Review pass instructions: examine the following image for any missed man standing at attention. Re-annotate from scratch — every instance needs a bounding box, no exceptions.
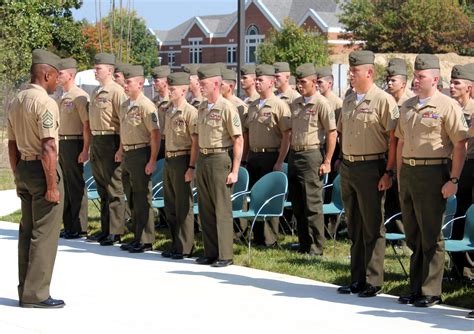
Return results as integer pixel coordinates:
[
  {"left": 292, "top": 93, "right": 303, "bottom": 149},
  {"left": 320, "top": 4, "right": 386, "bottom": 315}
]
[
  {"left": 56, "top": 57, "right": 91, "bottom": 239},
  {"left": 195, "top": 64, "right": 243, "bottom": 267},
  {"left": 336, "top": 51, "right": 398, "bottom": 298},
  {"left": 88, "top": 53, "right": 127, "bottom": 246},
  {"left": 8, "top": 49, "right": 65, "bottom": 308},
  {"left": 396, "top": 55, "right": 468, "bottom": 307}
]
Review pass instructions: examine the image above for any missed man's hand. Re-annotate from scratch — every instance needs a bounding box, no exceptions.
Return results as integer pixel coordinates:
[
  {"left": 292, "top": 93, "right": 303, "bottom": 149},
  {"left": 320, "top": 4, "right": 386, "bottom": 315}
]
[
  {"left": 45, "top": 188, "right": 60, "bottom": 204},
  {"left": 441, "top": 181, "right": 457, "bottom": 199},
  {"left": 78, "top": 150, "right": 89, "bottom": 164},
  {"left": 226, "top": 171, "right": 238, "bottom": 185},
  {"left": 378, "top": 174, "right": 392, "bottom": 191},
  {"left": 319, "top": 161, "right": 331, "bottom": 176},
  {"left": 145, "top": 161, "right": 155, "bottom": 175},
  {"left": 273, "top": 161, "right": 283, "bottom": 172},
  {"left": 184, "top": 168, "right": 194, "bottom": 183},
  {"left": 114, "top": 150, "right": 122, "bottom": 163}
]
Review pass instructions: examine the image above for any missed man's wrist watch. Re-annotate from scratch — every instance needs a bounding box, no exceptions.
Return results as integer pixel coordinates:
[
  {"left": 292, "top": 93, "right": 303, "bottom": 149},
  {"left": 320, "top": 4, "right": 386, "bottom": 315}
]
[
  {"left": 449, "top": 177, "right": 459, "bottom": 184},
  {"left": 384, "top": 170, "right": 394, "bottom": 177}
]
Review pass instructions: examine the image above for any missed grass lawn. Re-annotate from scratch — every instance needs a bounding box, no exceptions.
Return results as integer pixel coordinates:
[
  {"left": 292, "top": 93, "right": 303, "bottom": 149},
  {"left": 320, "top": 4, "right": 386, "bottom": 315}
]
[
  {"left": 0, "top": 168, "right": 15, "bottom": 190},
  {"left": 1, "top": 202, "right": 473, "bottom": 310}
]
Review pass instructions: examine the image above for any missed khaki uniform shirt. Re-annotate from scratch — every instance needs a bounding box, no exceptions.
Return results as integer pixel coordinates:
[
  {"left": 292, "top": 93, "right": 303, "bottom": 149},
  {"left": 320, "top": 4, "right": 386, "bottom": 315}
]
[
  {"left": 324, "top": 91, "right": 343, "bottom": 125},
  {"left": 226, "top": 95, "right": 248, "bottom": 131},
  {"left": 396, "top": 89, "right": 415, "bottom": 108},
  {"left": 58, "top": 86, "right": 89, "bottom": 135},
  {"left": 89, "top": 81, "right": 126, "bottom": 133},
  {"left": 243, "top": 91, "right": 260, "bottom": 106},
  {"left": 164, "top": 100, "right": 198, "bottom": 152},
  {"left": 462, "top": 98, "right": 474, "bottom": 158},
  {"left": 277, "top": 87, "right": 301, "bottom": 106},
  {"left": 245, "top": 94, "right": 291, "bottom": 149},
  {"left": 338, "top": 84, "right": 398, "bottom": 156},
  {"left": 197, "top": 95, "right": 242, "bottom": 149},
  {"left": 8, "top": 84, "right": 60, "bottom": 157},
  {"left": 395, "top": 90, "right": 469, "bottom": 158},
  {"left": 153, "top": 94, "right": 171, "bottom": 139},
  {"left": 290, "top": 95, "right": 336, "bottom": 147},
  {"left": 189, "top": 95, "right": 206, "bottom": 110},
  {"left": 120, "top": 93, "right": 160, "bottom": 146}
]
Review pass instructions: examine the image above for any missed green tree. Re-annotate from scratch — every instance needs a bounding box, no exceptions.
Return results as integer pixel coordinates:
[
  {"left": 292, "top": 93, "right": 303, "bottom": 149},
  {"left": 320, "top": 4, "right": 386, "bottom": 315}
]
[
  {"left": 256, "top": 19, "right": 330, "bottom": 73},
  {"left": 338, "top": 0, "right": 473, "bottom": 55},
  {"left": 0, "top": 0, "right": 87, "bottom": 86}
]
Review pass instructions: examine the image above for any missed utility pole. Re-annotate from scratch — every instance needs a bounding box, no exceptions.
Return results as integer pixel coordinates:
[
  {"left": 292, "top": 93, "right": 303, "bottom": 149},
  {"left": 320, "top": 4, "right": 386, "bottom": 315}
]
[{"left": 237, "top": 0, "right": 245, "bottom": 96}]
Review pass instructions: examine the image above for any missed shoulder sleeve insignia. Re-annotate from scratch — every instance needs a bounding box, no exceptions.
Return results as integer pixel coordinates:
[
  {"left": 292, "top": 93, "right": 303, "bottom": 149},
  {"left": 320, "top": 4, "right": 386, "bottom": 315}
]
[
  {"left": 42, "top": 110, "right": 54, "bottom": 129},
  {"left": 233, "top": 114, "right": 241, "bottom": 127}
]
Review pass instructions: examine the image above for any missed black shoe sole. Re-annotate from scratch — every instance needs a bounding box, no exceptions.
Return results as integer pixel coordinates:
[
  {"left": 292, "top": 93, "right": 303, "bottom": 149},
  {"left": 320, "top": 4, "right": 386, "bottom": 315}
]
[{"left": 20, "top": 302, "right": 65, "bottom": 309}]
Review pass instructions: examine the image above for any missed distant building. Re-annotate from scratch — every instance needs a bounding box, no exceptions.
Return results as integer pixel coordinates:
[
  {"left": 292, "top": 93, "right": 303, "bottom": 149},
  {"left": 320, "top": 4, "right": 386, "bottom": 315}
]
[{"left": 154, "top": 0, "right": 359, "bottom": 69}]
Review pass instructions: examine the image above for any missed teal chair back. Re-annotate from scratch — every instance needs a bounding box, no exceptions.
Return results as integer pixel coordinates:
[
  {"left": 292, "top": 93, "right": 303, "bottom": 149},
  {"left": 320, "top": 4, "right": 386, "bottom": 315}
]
[
  {"left": 282, "top": 162, "right": 288, "bottom": 175},
  {"left": 232, "top": 167, "right": 249, "bottom": 211},
  {"left": 462, "top": 205, "right": 474, "bottom": 244},
  {"left": 248, "top": 171, "right": 288, "bottom": 216},
  {"left": 83, "top": 161, "right": 96, "bottom": 190},
  {"left": 442, "top": 195, "right": 457, "bottom": 239},
  {"left": 151, "top": 159, "right": 165, "bottom": 187},
  {"left": 331, "top": 175, "right": 343, "bottom": 210}
]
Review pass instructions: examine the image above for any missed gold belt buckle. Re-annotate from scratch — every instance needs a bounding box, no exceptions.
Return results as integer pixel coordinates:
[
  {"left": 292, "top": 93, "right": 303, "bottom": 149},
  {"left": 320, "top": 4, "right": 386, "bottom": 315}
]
[
  {"left": 294, "top": 146, "right": 300, "bottom": 151},
  {"left": 202, "top": 148, "right": 208, "bottom": 155},
  {"left": 348, "top": 155, "right": 354, "bottom": 162},
  {"left": 409, "top": 159, "right": 416, "bottom": 166}
]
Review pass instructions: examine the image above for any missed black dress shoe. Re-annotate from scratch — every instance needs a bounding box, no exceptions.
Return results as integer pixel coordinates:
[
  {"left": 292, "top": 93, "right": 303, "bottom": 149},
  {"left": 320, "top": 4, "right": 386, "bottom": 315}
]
[
  {"left": 120, "top": 241, "right": 139, "bottom": 251},
  {"left": 398, "top": 293, "right": 421, "bottom": 304},
  {"left": 337, "top": 282, "right": 366, "bottom": 294},
  {"left": 467, "top": 310, "right": 474, "bottom": 319},
  {"left": 161, "top": 251, "right": 175, "bottom": 258},
  {"left": 64, "top": 232, "right": 81, "bottom": 239},
  {"left": 20, "top": 296, "right": 65, "bottom": 309},
  {"left": 195, "top": 256, "right": 217, "bottom": 265},
  {"left": 99, "top": 234, "right": 121, "bottom": 246},
  {"left": 211, "top": 259, "right": 233, "bottom": 267},
  {"left": 414, "top": 295, "right": 441, "bottom": 307},
  {"left": 358, "top": 284, "right": 382, "bottom": 297},
  {"left": 86, "top": 232, "right": 108, "bottom": 243},
  {"left": 59, "top": 230, "right": 66, "bottom": 238},
  {"left": 128, "top": 243, "right": 153, "bottom": 253}
]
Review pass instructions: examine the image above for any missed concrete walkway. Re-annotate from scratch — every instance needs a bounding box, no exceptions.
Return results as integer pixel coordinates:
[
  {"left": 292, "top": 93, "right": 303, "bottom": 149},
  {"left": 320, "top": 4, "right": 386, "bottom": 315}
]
[
  {"left": 0, "top": 189, "right": 21, "bottom": 217},
  {"left": 0, "top": 218, "right": 472, "bottom": 334}
]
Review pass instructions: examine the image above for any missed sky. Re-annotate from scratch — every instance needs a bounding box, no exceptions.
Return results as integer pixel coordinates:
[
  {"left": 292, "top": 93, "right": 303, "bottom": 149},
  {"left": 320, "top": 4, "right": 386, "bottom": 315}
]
[{"left": 73, "top": 0, "right": 240, "bottom": 31}]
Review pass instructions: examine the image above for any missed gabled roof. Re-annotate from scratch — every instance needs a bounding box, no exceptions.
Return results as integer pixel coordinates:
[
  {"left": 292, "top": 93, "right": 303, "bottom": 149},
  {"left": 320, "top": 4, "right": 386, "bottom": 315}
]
[{"left": 155, "top": 0, "right": 346, "bottom": 45}]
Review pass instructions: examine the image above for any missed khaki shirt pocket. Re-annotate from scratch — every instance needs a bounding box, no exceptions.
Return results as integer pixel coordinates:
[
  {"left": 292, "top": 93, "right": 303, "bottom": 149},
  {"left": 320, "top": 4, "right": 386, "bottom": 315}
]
[
  {"left": 173, "top": 117, "right": 187, "bottom": 136},
  {"left": 419, "top": 117, "right": 440, "bottom": 129},
  {"left": 355, "top": 110, "right": 377, "bottom": 123},
  {"left": 257, "top": 113, "right": 273, "bottom": 128}
]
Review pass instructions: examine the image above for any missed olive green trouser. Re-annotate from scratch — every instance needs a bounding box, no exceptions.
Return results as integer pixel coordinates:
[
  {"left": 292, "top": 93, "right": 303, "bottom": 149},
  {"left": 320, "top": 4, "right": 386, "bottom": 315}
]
[
  {"left": 15, "top": 160, "right": 64, "bottom": 303},
  {"left": 164, "top": 155, "right": 194, "bottom": 254},
  {"left": 196, "top": 152, "right": 233, "bottom": 260},
  {"left": 400, "top": 163, "right": 448, "bottom": 296},
  {"left": 288, "top": 149, "right": 325, "bottom": 254},
  {"left": 122, "top": 147, "right": 155, "bottom": 244},
  {"left": 59, "top": 139, "right": 85, "bottom": 234},
  {"left": 340, "top": 159, "right": 386, "bottom": 287},
  {"left": 247, "top": 151, "right": 280, "bottom": 246},
  {"left": 90, "top": 135, "right": 125, "bottom": 235}
]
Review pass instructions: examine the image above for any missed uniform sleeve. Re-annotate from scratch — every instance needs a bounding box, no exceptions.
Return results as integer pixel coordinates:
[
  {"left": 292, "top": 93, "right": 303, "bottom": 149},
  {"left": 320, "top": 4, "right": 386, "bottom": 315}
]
[
  {"left": 7, "top": 99, "right": 17, "bottom": 141},
  {"left": 238, "top": 104, "right": 248, "bottom": 133},
  {"left": 336, "top": 104, "right": 344, "bottom": 133},
  {"left": 143, "top": 103, "right": 160, "bottom": 132},
  {"left": 244, "top": 102, "right": 257, "bottom": 130},
  {"left": 379, "top": 94, "right": 399, "bottom": 132},
  {"left": 225, "top": 104, "right": 242, "bottom": 137},
  {"left": 318, "top": 100, "right": 337, "bottom": 131},
  {"left": 394, "top": 118, "right": 404, "bottom": 139},
  {"left": 74, "top": 94, "right": 90, "bottom": 124},
  {"left": 277, "top": 100, "right": 291, "bottom": 132},
  {"left": 444, "top": 103, "right": 469, "bottom": 144},
  {"left": 37, "top": 100, "right": 59, "bottom": 139},
  {"left": 186, "top": 105, "right": 198, "bottom": 136},
  {"left": 112, "top": 88, "right": 128, "bottom": 119}
]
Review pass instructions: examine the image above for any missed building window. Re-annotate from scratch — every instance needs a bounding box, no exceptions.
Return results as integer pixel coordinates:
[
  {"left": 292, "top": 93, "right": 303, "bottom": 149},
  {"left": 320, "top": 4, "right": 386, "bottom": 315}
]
[
  {"left": 189, "top": 39, "right": 202, "bottom": 64},
  {"left": 227, "top": 46, "right": 236, "bottom": 64},
  {"left": 245, "top": 25, "right": 263, "bottom": 64},
  {"left": 168, "top": 52, "right": 175, "bottom": 66}
]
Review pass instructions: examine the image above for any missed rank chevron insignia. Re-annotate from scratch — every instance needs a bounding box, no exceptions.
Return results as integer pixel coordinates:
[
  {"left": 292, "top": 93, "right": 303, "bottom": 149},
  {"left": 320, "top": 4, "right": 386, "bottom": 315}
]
[{"left": 42, "top": 110, "right": 54, "bottom": 129}]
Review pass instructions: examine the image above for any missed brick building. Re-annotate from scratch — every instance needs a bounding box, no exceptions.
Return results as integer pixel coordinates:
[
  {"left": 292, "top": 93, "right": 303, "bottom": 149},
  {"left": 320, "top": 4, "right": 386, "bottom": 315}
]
[{"left": 154, "top": 0, "right": 358, "bottom": 69}]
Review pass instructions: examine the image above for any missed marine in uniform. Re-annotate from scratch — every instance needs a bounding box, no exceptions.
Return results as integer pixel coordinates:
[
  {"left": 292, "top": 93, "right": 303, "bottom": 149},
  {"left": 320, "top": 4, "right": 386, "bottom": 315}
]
[
  {"left": 88, "top": 53, "right": 127, "bottom": 246},
  {"left": 116, "top": 65, "right": 160, "bottom": 253},
  {"left": 195, "top": 64, "right": 243, "bottom": 267},
  {"left": 289, "top": 63, "right": 337, "bottom": 255},
  {"left": 221, "top": 68, "right": 248, "bottom": 129},
  {"left": 448, "top": 64, "right": 474, "bottom": 279},
  {"left": 8, "top": 49, "right": 65, "bottom": 308},
  {"left": 160, "top": 72, "right": 198, "bottom": 260},
  {"left": 396, "top": 54, "right": 469, "bottom": 307},
  {"left": 336, "top": 51, "right": 399, "bottom": 298},
  {"left": 240, "top": 64, "right": 260, "bottom": 106},
  {"left": 182, "top": 64, "right": 206, "bottom": 110},
  {"left": 56, "top": 58, "right": 91, "bottom": 239},
  {"left": 151, "top": 65, "right": 171, "bottom": 160},
  {"left": 274, "top": 62, "right": 301, "bottom": 105},
  {"left": 243, "top": 64, "right": 291, "bottom": 247},
  {"left": 113, "top": 63, "right": 129, "bottom": 88}
]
